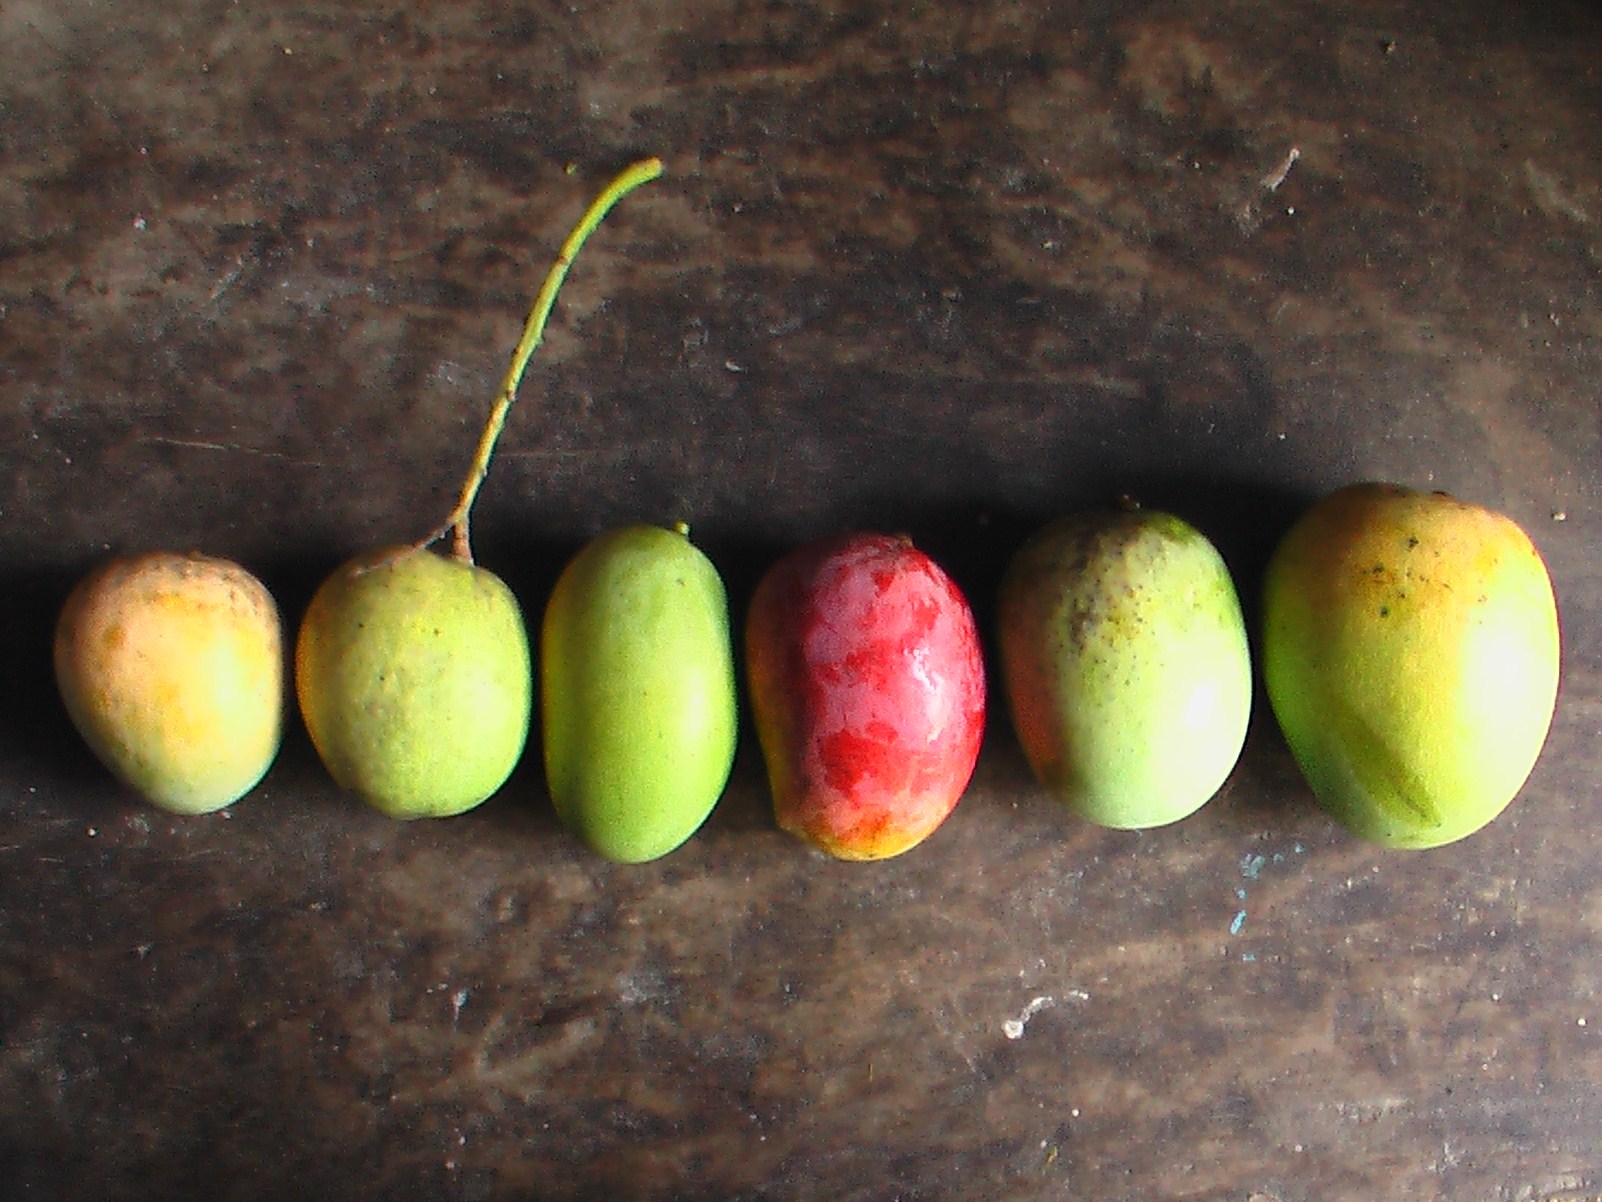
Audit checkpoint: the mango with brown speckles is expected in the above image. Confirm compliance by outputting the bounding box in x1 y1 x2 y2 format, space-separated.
54 552 284 814
1262 482 1561 848
998 507 1252 829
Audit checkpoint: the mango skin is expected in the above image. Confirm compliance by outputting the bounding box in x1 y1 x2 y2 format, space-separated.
746 533 987 861
54 551 284 814
998 509 1252 829
1262 482 1561 849
541 524 738 863
295 547 532 819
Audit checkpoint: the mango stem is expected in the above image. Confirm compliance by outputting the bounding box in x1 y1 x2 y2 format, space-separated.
420 156 664 562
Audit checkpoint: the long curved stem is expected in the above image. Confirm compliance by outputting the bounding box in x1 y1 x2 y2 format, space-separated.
422 157 664 562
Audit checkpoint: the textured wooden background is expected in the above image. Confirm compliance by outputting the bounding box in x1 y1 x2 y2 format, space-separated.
2 2 1599 1199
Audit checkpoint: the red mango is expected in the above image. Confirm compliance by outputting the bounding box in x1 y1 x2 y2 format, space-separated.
745 533 987 860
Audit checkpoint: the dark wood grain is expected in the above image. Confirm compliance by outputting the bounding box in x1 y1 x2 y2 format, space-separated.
2 2 1599 1199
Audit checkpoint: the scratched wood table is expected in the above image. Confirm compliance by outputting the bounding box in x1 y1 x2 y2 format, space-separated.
3 2 1600 1199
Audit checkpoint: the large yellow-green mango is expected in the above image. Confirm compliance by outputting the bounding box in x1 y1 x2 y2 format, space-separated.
541 524 738 862
998 507 1252 829
1262 482 1561 848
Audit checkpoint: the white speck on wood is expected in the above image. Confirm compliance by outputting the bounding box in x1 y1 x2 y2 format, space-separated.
1003 995 1057 1040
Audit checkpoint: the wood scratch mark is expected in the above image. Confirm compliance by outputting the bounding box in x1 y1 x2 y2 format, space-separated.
1261 146 1301 193
207 255 250 304
1524 160 1592 224
1236 146 1302 233
139 437 325 467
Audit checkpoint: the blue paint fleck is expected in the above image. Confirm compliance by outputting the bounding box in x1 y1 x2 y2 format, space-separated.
1236 887 1248 900
1241 953 1257 963
1230 910 1247 935
1241 854 1267 880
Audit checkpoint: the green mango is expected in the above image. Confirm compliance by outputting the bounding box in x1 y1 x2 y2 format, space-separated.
1262 482 1561 848
998 507 1252 829
295 547 532 819
289 161 655 823
541 523 738 862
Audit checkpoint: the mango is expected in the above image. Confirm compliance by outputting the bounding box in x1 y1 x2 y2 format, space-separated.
295 547 532 819
54 551 283 814
292 161 657 822
541 523 738 862
745 532 987 861
1262 482 1561 848
997 507 1252 829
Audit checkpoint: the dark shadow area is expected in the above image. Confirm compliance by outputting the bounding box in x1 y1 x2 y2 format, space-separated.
0 564 125 803
438 526 577 843
1211 702 1323 832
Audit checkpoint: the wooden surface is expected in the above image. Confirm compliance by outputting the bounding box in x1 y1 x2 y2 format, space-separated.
2 2 1600 1199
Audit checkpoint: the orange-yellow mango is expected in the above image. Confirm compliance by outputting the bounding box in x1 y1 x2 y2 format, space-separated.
54 552 284 813
1262 483 1561 848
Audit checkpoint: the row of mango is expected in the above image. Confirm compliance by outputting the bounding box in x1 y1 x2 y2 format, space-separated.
53 478 1561 858
47 160 1562 857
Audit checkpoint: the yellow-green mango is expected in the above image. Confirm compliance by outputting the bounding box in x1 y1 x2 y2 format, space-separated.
998 507 1252 829
295 547 532 819
542 523 738 862
54 551 283 814
1262 482 1561 848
